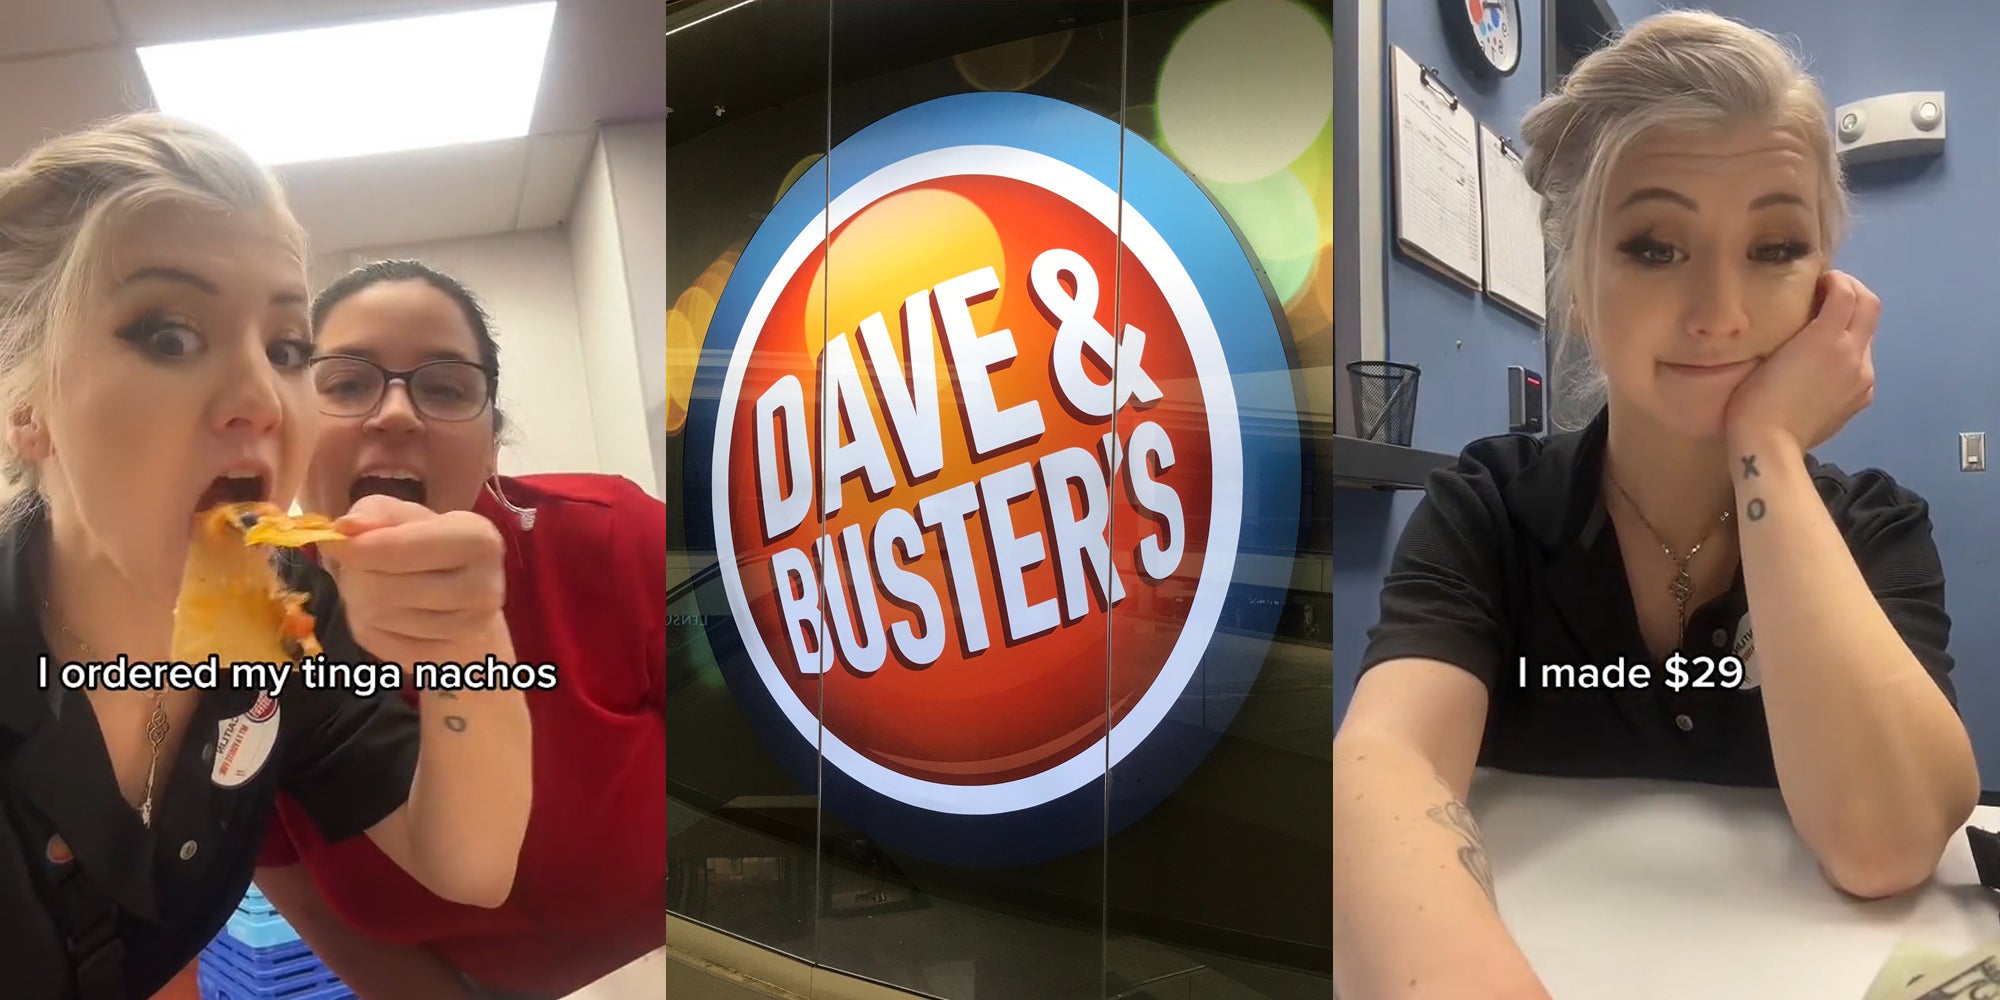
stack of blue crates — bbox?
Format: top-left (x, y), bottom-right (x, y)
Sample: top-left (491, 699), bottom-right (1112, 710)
top-left (198, 885), bottom-right (355, 1000)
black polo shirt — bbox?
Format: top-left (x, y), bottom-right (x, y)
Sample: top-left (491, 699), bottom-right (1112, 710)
top-left (1359, 406), bottom-right (1956, 787)
top-left (0, 501), bottom-right (421, 999)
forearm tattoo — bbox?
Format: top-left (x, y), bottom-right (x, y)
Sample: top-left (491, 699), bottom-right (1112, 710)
top-left (434, 689), bottom-right (468, 732)
top-left (1741, 454), bottom-right (1767, 521)
top-left (1428, 775), bottom-right (1496, 903)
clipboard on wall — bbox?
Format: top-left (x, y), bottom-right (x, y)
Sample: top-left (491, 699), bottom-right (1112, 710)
top-left (1478, 126), bottom-right (1549, 325)
top-left (1388, 45), bottom-right (1484, 290)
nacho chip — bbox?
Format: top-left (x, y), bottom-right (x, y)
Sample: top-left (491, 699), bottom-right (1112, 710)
top-left (240, 510), bottom-right (346, 547)
top-left (171, 503), bottom-right (348, 670)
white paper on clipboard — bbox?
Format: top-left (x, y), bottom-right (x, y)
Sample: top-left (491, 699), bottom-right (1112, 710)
top-left (1478, 125), bottom-right (1548, 324)
top-left (1389, 46), bottom-right (1483, 289)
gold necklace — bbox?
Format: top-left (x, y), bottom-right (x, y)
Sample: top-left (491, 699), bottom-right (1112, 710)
top-left (41, 600), bottom-right (170, 828)
top-left (1605, 478), bottom-right (1732, 649)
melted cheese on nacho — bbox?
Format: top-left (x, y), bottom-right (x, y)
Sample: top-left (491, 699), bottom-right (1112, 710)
top-left (171, 503), bottom-right (346, 670)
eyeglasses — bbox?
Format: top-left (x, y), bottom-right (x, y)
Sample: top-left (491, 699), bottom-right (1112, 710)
top-left (308, 355), bottom-right (494, 422)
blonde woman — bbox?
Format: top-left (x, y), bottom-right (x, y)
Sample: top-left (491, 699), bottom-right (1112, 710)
top-left (0, 113), bottom-right (532, 998)
top-left (1332, 12), bottom-right (1977, 999)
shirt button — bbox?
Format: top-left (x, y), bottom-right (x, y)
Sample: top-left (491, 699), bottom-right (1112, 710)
top-left (1711, 628), bottom-right (1729, 648)
top-left (1676, 714), bottom-right (1695, 732)
top-left (179, 841), bottom-right (198, 861)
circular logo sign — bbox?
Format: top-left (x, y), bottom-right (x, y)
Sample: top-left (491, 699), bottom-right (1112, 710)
top-left (684, 92), bottom-right (1300, 866)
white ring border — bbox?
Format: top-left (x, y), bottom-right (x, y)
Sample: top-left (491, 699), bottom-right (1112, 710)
top-left (710, 145), bottom-right (1244, 816)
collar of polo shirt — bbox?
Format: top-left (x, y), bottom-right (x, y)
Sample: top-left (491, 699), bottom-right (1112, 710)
top-left (0, 499), bottom-right (268, 922)
top-left (0, 502), bottom-right (59, 740)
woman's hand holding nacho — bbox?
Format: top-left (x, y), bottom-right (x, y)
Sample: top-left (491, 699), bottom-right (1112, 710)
top-left (322, 493), bottom-right (514, 667)
top-left (326, 493), bottom-right (534, 910)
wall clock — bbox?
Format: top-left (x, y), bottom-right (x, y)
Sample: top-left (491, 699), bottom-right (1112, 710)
top-left (1440, 0), bottom-right (1522, 78)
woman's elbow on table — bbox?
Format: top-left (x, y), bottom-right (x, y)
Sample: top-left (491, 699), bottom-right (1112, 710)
top-left (1816, 844), bottom-right (1944, 900)
top-left (1811, 786), bottom-right (1975, 900)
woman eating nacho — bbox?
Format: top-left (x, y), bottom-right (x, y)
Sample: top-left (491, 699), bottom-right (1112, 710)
top-left (0, 112), bottom-right (533, 1000)
top-left (254, 259), bottom-right (666, 1000)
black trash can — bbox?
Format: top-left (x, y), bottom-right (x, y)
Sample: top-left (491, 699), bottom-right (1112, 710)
top-left (1347, 361), bottom-right (1421, 446)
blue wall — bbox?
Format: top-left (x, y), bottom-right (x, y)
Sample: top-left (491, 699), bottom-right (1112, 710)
top-left (1332, 1), bottom-right (1552, 720)
top-left (1605, 0), bottom-right (1659, 27)
top-left (1660, 0), bottom-right (2000, 778)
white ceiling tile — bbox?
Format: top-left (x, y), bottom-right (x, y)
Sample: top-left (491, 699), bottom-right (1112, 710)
top-left (277, 138), bottom-right (530, 253)
top-left (516, 130), bottom-right (595, 228)
top-left (0, 0), bottom-right (123, 58)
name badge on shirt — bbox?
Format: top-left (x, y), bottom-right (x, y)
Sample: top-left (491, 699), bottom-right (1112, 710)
top-left (213, 691), bottom-right (281, 788)
top-left (1733, 613), bottom-right (1762, 691)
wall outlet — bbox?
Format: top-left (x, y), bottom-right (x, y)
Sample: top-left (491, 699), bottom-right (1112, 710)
top-left (1962, 431), bottom-right (1986, 472)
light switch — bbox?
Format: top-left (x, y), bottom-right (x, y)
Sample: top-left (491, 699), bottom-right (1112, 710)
top-left (1962, 431), bottom-right (1986, 472)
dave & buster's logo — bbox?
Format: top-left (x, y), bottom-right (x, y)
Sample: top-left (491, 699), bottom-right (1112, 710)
top-left (683, 92), bottom-right (1301, 867)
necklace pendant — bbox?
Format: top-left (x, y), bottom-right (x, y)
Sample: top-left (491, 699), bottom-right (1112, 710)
top-left (140, 752), bottom-right (160, 830)
top-left (1669, 569), bottom-right (1694, 606)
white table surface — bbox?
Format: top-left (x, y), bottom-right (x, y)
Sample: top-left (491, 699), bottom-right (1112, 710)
top-left (1475, 770), bottom-right (2000, 999)
top-left (558, 947), bottom-right (666, 1000)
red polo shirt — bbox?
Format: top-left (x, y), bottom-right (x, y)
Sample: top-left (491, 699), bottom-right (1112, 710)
top-left (258, 473), bottom-right (666, 996)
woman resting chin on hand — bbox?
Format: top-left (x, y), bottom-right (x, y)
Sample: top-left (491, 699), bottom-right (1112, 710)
top-left (1333, 12), bottom-right (1977, 1000)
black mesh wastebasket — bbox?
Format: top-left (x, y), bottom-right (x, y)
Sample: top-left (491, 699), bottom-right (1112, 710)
top-left (1347, 361), bottom-right (1421, 445)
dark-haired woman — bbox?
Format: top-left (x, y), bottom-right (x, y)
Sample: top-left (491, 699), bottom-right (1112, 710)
top-left (254, 260), bottom-right (668, 1000)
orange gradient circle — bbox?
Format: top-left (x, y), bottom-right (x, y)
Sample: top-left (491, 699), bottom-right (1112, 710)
top-left (722, 175), bottom-right (1216, 786)
top-left (801, 187), bottom-right (1005, 351)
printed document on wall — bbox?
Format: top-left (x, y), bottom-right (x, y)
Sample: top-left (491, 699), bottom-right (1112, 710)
top-left (1388, 45), bottom-right (1483, 289)
top-left (1479, 124), bottom-right (1548, 324)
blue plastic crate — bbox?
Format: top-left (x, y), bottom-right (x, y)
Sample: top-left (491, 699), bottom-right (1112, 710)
top-left (224, 907), bottom-right (301, 949)
top-left (199, 935), bottom-right (353, 1000)
top-left (236, 885), bottom-right (278, 917)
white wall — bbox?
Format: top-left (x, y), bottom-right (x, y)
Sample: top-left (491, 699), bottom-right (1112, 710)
top-left (295, 119), bottom-right (668, 499)
top-left (604, 120), bottom-right (668, 499)
top-left (311, 228), bottom-right (602, 478)
top-left (569, 127), bottom-right (660, 496)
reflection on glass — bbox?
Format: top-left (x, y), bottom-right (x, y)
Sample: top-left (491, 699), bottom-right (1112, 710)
top-left (669, 1), bottom-right (1335, 997)
top-left (665, 0), bottom-right (830, 967)
top-left (803, 5), bottom-right (1126, 996)
top-left (1106, 3), bottom-right (1333, 996)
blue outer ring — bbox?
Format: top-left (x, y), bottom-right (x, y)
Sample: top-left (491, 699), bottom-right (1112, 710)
top-left (682, 91), bottom-right (1302, 869)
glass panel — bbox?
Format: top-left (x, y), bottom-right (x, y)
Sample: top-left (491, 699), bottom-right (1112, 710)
top-left (666, 0), bottom-right (831, 965)
top-left (675, 3), bottom-right (1332, 996)
top-left (803, 2), bottom-right (1134, 996)
top-left (1104, 2), bottom-right (1334, 998)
